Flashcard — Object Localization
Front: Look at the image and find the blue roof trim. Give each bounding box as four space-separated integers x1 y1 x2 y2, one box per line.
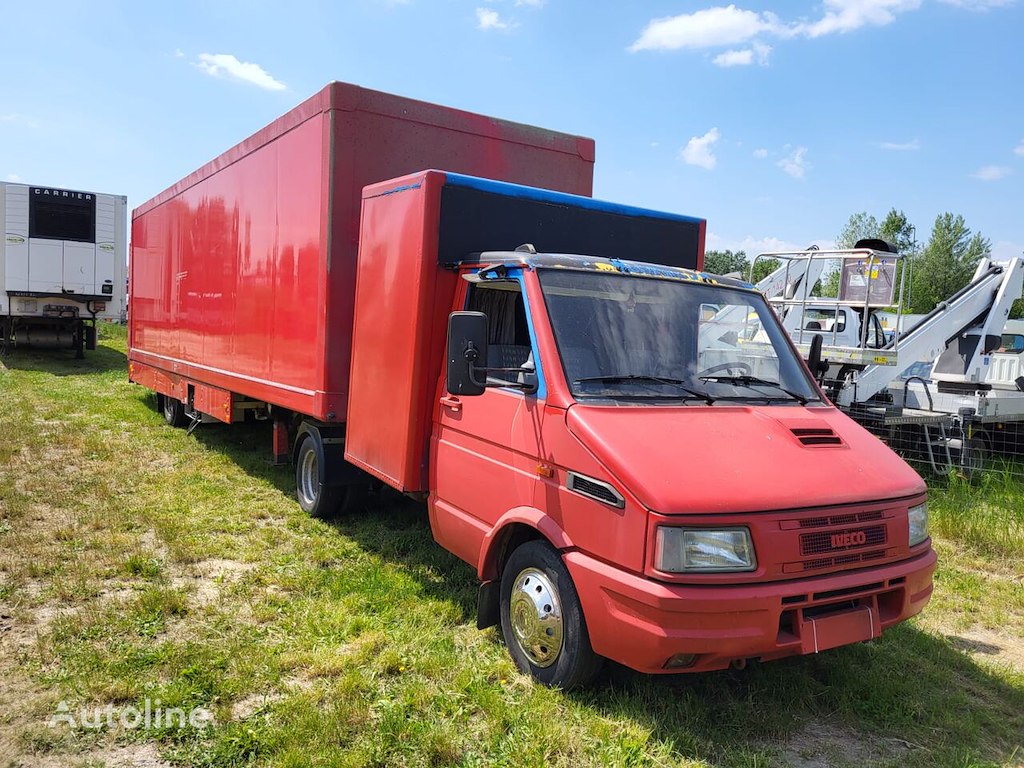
443 172 704 226
364 181 422 199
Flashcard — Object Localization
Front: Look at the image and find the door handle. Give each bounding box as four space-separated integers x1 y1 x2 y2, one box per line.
439 395 462 413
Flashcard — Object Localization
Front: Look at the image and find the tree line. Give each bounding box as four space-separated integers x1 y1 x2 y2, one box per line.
704 210 1020 317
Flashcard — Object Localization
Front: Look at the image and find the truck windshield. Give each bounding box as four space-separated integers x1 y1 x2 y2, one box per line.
539 269 819 404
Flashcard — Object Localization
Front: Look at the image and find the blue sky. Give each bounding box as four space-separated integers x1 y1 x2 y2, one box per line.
2 0 1021 260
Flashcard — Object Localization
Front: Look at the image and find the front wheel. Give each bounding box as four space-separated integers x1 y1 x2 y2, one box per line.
500 540 603 690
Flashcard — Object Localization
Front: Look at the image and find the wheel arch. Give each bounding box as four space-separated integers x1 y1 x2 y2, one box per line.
475 507 575 630
477 507 575 582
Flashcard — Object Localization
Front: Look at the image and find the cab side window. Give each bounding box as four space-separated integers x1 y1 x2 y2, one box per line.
467 280 537 387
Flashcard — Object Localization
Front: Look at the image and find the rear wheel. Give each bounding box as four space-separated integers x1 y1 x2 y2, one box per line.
500 540 602 690
161 394 189 428
294 432 369 519
295 434 340 519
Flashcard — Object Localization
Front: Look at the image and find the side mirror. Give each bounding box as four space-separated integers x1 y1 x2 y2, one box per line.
447 312 488 396
807 333 826 381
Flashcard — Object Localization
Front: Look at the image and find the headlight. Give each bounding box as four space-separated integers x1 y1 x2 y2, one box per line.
655 527 756 573
908 502 929 546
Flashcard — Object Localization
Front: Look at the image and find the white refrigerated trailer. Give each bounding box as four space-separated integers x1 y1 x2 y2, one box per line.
1 183 127 357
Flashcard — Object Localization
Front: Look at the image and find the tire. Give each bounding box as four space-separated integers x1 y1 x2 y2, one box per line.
295 433 340 519
161 394 189 428
961 430 989 480
500 540 603 690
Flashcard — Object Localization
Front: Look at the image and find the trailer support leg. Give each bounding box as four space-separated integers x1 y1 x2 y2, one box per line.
272 417 290 466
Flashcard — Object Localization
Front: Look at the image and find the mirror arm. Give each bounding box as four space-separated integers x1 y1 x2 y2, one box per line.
465 342 489 388
465 343 538 393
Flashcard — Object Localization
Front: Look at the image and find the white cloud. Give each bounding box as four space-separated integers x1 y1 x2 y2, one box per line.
1014 139 1024 157
706 232 831 256
752 42 772 63
939 0 1013 9
878 138 920 150
476 8 517 30
173 48 185 58
630 0 981 60
5 173 21 182
713 48 754 66
778 146 810 178
713 41 771 66
195 53 286 91
680 128 721 170
796 0 921 38
971 165 1012 181
753 148 769 159
629 5 781 52
515 0 545 6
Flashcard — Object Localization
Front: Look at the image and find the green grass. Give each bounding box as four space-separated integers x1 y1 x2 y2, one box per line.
0 324 1022 767
929 468 1024 559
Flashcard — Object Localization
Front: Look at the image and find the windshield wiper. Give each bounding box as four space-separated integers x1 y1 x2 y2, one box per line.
574 375 715 404
698 374 811 404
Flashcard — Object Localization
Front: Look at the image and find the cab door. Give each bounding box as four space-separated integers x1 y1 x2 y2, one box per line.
430 276 547 567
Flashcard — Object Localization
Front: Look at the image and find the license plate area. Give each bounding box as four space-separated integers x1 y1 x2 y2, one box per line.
800 604 878 654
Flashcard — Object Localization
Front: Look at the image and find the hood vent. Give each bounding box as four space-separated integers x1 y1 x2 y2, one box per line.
790 427 843 446
566 472 625 509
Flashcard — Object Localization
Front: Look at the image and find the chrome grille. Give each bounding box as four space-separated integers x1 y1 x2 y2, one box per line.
801 525 887 556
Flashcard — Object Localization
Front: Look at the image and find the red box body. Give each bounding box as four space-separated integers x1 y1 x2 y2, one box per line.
344 170 707 492
129 82 594 421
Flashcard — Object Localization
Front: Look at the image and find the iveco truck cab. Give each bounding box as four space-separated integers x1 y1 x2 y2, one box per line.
439 246 935 688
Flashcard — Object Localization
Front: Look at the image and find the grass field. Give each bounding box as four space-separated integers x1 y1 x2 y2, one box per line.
1 326 1022 768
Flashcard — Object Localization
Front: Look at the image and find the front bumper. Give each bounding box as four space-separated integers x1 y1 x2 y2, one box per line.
564 546 937 674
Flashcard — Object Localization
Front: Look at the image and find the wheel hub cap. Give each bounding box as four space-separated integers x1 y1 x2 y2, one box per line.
509 567 563 668
299 449 318 507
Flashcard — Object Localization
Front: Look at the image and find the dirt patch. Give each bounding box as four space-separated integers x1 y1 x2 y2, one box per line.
779 721 915 767
170 558 255 606
947 626 1024 672
83 742 175 768
5 741 175 768
138 529 170 562
231 692 284 721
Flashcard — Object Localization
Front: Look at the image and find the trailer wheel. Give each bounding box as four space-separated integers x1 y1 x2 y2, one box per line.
294 433 343 519
161 395 189 428
961 430 989 480
500 540 602 690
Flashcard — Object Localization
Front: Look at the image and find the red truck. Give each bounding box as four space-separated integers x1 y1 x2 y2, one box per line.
129 82 936 689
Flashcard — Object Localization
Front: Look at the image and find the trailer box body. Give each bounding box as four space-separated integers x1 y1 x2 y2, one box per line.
129 82 595 420
2 182 126 350
345 170 706 491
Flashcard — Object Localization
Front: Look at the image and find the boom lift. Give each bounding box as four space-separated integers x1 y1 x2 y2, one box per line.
749 242 1024 473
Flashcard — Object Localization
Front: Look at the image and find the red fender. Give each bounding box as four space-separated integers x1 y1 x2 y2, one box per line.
477 506 574 581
